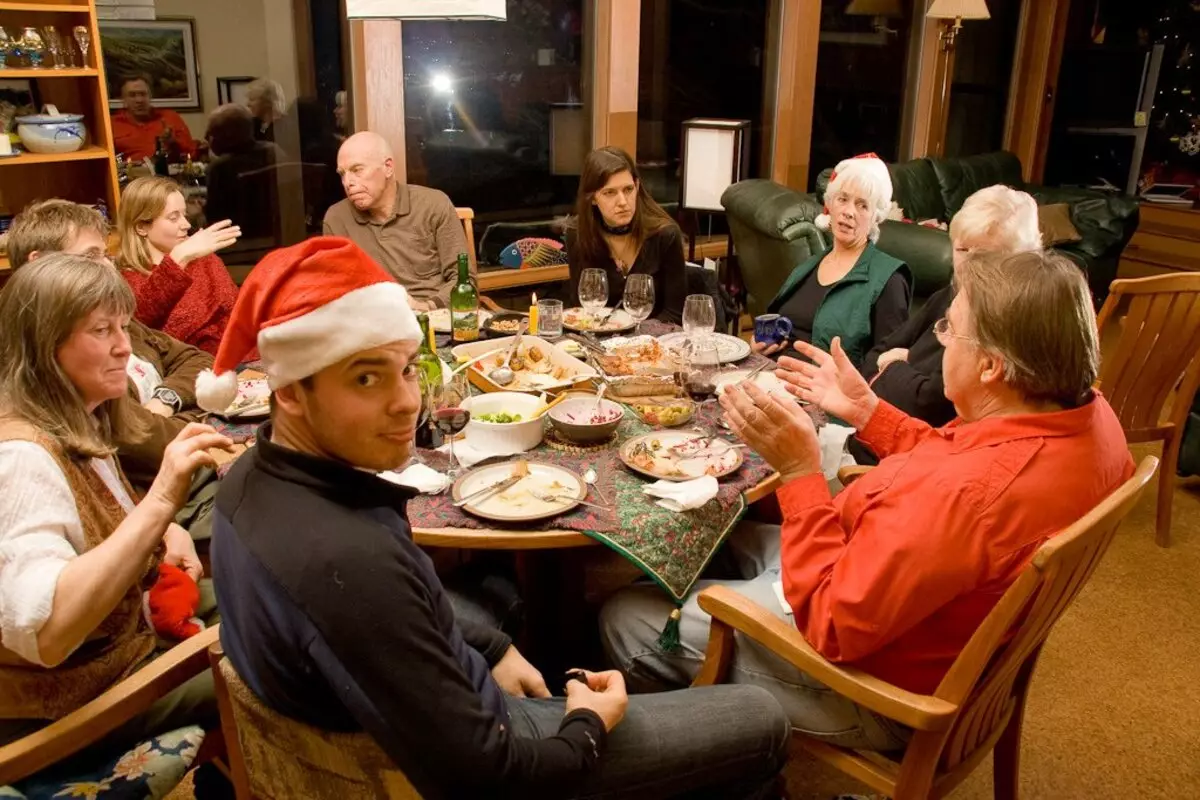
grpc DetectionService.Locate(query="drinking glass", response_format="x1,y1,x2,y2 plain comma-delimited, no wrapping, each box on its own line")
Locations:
622,274,655,334
682,294,717,339
432,370,471,477
72,25,90,67
536,298,564,337
684,338,721,402
578,268,609,322
41,28,64,69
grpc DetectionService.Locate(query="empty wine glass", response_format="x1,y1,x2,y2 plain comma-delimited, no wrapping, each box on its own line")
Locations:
42,28,64,69
622,273,654,335
73,25,90,68
432,370,471,477
682,294,717,341
578,268,609,323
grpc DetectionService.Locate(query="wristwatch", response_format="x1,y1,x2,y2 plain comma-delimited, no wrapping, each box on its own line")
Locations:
151,386,183,413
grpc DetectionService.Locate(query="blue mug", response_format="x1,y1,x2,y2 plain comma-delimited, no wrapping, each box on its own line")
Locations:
754,314,793,345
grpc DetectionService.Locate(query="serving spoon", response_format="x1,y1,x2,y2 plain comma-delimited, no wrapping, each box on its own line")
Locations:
488,322,528,387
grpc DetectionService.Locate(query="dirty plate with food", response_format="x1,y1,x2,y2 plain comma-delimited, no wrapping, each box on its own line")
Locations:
656,332,751,365
713,368,792,400
563,307,638,335
452,460,586,522
593,335,675,377
214,378,271,420
619,431,743,482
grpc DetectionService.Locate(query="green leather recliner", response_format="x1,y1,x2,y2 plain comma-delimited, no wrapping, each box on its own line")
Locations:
723,151,1141,316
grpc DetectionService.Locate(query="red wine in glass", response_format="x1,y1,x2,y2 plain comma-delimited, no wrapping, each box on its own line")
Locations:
433,407,470,435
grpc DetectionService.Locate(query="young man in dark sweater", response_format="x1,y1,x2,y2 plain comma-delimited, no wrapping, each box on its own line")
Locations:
853,185,1044,463
204,237,790,799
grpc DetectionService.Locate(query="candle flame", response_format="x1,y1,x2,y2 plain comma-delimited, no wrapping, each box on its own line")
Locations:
532,293,538,303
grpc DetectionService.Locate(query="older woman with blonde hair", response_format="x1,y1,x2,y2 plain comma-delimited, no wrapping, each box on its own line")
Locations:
117,176,242,355
857,185,1043,441
601,249,1132,750
245,77,286,142
757,153,911,368
0,253,232,747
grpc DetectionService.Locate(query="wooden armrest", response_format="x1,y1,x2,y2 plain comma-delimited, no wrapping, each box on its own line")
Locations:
480,295,504,313
0,625,221,785
695,586,957,731
837,465,873,485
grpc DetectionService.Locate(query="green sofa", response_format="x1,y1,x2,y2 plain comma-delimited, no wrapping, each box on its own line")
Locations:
722,151,1140,317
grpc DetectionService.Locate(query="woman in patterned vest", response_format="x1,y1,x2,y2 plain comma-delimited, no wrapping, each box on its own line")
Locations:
0,253,232,748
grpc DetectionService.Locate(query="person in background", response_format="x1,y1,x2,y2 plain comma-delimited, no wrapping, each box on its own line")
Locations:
204,104,285,244
323,131,469,311
601,250,1133,752
205,237,790,800
755,153,910,368
856,186,1043,451
5,199,214,498
563,146,687,324
110,74,197,163
0,253,231,750
244,78,286,143
116,177,242,356
333,90,348,139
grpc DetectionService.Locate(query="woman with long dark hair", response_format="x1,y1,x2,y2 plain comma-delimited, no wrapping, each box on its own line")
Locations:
564,146,687,323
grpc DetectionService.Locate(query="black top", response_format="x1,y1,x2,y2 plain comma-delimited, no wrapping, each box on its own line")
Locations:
563,224,688,324
211,427,606,799
852,285,956,463
776,268,910,350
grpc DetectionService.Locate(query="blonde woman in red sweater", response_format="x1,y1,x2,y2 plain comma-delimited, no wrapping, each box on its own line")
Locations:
117,176,242,356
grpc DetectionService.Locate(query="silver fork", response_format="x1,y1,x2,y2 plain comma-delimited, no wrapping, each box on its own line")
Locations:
529,490,610,511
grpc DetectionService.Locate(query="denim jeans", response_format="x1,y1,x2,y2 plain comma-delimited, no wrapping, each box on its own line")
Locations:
600,522,911,752
506,685,790,799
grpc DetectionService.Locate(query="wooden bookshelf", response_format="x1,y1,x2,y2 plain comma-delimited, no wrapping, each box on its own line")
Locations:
0,0,120,220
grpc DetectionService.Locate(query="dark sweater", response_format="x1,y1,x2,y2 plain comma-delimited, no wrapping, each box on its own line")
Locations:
852,285,956,463
211,428,607,798
564,224,688,324
776,269,910,354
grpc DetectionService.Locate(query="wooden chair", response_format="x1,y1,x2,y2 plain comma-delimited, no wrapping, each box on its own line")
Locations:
693,456,1159,800
1095,273,1200,546
456,206,505,313
209,643,421,799
0,626,221,786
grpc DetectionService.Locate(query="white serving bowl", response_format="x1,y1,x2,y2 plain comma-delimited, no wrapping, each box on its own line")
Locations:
15,109,86,154
462,392,545,453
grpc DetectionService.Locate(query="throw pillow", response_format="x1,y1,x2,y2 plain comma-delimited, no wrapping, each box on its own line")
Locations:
1038,203,1082,246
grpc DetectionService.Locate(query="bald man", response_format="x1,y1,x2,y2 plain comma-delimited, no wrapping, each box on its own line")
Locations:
323,131,470,311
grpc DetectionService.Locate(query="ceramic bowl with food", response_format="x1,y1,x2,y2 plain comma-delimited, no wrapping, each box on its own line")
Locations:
548,397,625,444
628,397,695,428
462,392,545,453
482,312,528,338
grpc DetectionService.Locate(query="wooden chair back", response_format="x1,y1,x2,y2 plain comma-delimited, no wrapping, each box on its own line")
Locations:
1096,273,1200,440
209,644,422,799
456,207,477,272
885,456,1158,797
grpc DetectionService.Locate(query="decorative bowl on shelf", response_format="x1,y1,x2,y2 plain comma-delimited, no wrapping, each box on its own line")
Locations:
15,105,86,154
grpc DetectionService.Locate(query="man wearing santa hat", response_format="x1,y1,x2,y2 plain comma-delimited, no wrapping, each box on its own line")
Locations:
205,237,789,798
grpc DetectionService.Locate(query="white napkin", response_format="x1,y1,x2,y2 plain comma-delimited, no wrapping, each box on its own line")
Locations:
437,438,527,469
380,462,450,494
643,476,719,512
817,422,858,480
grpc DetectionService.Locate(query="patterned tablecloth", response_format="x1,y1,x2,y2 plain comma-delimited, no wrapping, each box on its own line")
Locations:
212,325,779,603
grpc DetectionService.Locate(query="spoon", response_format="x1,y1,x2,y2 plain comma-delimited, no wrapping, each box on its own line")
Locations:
592,382,608,411
488,323,528,387
583,467,608,504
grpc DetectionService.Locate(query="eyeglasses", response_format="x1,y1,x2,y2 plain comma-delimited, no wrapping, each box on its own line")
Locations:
933,317,976,344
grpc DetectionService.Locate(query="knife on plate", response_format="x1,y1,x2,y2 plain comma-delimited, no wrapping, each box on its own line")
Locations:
453,474,523,507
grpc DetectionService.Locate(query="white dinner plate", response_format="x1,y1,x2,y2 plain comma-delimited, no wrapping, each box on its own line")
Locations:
452,461,585,522
619,430,743,482
656,332,751,365
562,307,638,334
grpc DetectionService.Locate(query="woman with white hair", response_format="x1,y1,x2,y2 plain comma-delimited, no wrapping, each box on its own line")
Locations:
245,77,285,142
857,185,1042,444
755,153,911,368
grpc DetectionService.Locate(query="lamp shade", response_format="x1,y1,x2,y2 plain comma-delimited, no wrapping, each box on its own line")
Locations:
926,0,990,20
846,0,903,16
346,0,506,21
680,119,751,213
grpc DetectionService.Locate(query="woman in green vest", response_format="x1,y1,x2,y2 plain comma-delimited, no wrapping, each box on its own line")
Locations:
754,153,911,369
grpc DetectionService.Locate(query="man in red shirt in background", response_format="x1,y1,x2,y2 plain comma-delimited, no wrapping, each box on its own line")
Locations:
111,74,197,162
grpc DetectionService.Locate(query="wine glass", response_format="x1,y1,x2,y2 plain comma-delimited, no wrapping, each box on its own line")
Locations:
41,28,64,69
622,274,654,335
578,268,609,324
72,25,90,68
432,370,471,477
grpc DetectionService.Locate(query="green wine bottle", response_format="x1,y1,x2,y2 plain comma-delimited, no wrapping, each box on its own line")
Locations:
413,313,443,450
450,253,479,342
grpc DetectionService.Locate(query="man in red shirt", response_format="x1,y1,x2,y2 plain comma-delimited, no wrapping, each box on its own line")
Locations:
110,75,197,162
601,249,1133,751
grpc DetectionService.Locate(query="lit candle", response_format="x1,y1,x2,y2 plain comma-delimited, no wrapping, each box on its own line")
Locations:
529,293,539,336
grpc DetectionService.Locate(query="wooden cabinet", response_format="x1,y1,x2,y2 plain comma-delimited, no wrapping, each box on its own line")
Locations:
1118,203,1200,279
0,0,120,244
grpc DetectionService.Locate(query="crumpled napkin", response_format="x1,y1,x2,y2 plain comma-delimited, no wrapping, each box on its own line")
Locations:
380,462,450,494
643,476,719,512
436,438,529,469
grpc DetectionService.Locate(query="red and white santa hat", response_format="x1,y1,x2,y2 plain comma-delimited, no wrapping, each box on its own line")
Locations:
815,152,893,237
195,236,422,412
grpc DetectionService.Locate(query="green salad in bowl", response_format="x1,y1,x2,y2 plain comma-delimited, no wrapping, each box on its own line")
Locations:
477,412,524,424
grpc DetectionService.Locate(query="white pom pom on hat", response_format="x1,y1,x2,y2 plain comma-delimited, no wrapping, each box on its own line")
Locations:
195,236,423,413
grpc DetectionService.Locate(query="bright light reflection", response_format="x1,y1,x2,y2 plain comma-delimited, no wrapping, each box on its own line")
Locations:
431,72,453,94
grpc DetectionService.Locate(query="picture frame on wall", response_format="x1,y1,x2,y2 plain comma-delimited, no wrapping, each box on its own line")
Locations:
217,76,256,107
100,18,201,111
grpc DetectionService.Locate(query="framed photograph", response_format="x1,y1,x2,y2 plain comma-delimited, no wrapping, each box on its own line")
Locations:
100,18,201,111
0,79,40,136
217,76,256,107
